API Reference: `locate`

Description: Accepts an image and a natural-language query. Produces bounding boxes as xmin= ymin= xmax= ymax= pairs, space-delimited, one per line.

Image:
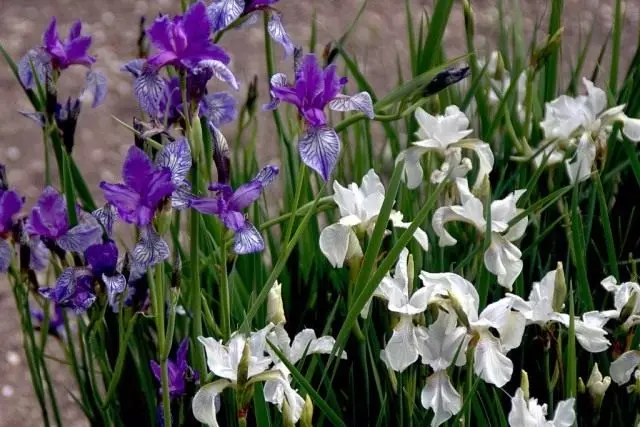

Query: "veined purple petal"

xmin=29 ymin=237 xmax=50 ymax=271
xmin=92 ymin=204 xmax=116 ymax=236
xmin=298 ymin=127 xmax=341 ymax=181
xmin=253 ymin=165 xmax=279 ymax=187
xmin=155 ymin=139 xmax=192 ymax=184
xmin=146 ymin=168 xmax=175 ymax=208
xmin=267 ymin=12 xmax=294 ymax=57
xmin=103 ymin=273 xmax=127 ymax=311
xmin=228 ymin=181 xmax=262 ymax=211
xmin=57 ymin=222 xmax=103 ymax=253
xmin=207 ymin=0 xmax=245 ymax=32
xmin=202 ymin=92 xmax=237 ymax=127
xmin=134 ymin=71 xmax=167 ymax=116
xmin=40 ymin=268 xmax=96 ymax=313
xmin=18 ymin=49 xmax=51 ymax=89
xmin=81 ymin=70 xmax=108 ymax=108
xmin=211 ymin=124 xmax=231 ymax=184
xmin=132 ymin=226 xmax=170 ymax=269
xmin=233 ymin=223 xmax=264 ymax=254
xmin=172 ymin=184 xmax=193 ymax=210
xmin=0 ymin=239 xmax=12 ymax=273
xmin=219 ymin=210 xmax=246 ymax=231
xmin=328 ymin=92 xmax=375 ymax=119
xmin=196 ymin=60 xmax=239 ymax=91
xmin=189 ymin=197 xmax=226 ymax=216
xmin=263 ymin=72 xmax=289 ymax=110
xmin=121 ymin=59 xmax=145 ymax=78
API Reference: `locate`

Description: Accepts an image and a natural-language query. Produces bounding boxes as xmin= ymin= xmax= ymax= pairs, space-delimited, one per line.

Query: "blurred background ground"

xmin=0 ymin=0 xmax=637 ymax=425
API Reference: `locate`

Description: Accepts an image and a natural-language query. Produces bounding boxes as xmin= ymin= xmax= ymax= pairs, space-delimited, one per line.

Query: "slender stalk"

xmin=544 ymin=334 xmax=554 ymax=415
xmin=150 ymin=265 xmax=171 ymax=427
xmin=219 ymin=233 xmax=231 ymax=340
xmin=190 ymin=162 xmax=206 ymax=379
xmin=284 ymin=164 xmax=308 ymax=246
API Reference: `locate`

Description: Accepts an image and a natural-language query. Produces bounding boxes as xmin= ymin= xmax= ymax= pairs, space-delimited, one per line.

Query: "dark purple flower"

xmin=85 ymin=240 xmax=127 ymax=311
xmin=32 ymin=305 xmax=65 ymax=338
xmin=207 ymin=0 xmax=293 ymax=56
xmin=26 ymin=187 xmax=102 ymax=253
xmin=265 ymin=54 xmax=374 ymax=180
xmin=0 ymin=188 xmax=23 ymax=235
xmin=146 ymin=1 xmax=230 ymax=72
xmin=99 ymin=147 xmax=175 ymax=226
xmin=190 ymin=165 xmax=278 ymax=254
xmin=41 ymin=18 xmax=96 ymax=70
xmin=39 ymin=268 xmax=97 ymax=314
xmin=150 ymin=339 xmax=196 ymax=398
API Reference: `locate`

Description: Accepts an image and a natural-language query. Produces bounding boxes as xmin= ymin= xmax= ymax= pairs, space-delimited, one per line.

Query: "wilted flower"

xmin=193 ymin=326 xmax=305 ymax=426
xmin=150 ymin=339 xmax=198 ymax=398
xmin=397 ymin=106 xmax=493 ymax=189
xmin=191 ymin=165 xmax=278 ymax=254
xmin=26 ymin=186 xmax=102 ymax=254
xmin=0 ymin=187 xmax=23 ymax=272
xmin=208 ymin=0 xmax=294 ymax=57
xmin=539 ymin=78 xmax=640 ymax=182
xmin=39 ymin=268 xmax=97 ymax=314
xmin=508 ymin=387 xmax=576 ymax=427
xmin=432 ymin=177 xmax=527 ymax=289
xmin=319 ymin=169 xmax=429 ymax=269
xmin=506 ymin=267 xmax=616 ymax=353
xmin=265 ymin=54 xmax=374 ymax=180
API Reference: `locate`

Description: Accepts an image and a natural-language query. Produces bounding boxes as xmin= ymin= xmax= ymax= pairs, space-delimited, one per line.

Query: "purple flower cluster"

xmin=0 ymin=187 xmax=24 ymax=272
xmin=266 ymin=54 xmax=375 ymax=180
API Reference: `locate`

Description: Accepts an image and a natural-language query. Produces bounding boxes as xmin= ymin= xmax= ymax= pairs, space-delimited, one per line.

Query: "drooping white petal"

xmin=508 ymin=388 xmax=539 ymax=427
xmin=396 ymin=146 xmax=428 ymax=189
xmin=319 ymin=224 xmax=361 ymax=268
xmin=380 ymin=316 xmax=419 ymax=372
xmin=478 ymin=298 xmax=526 ymax=352
xmin=483 ymin=233 xmax=523 ymax=290
xmin=417 ymin=311 xmax=468 ymax=370
xmin=328 ymin=92 xmax=375 ymax=119
xmin=199 ymin=336 xmax=238 ymax=381
xmin=582 ymin=78 xmax=607 ymax=117
xmin=622 ymin=116 xmax=640 ymax=142
xmin=552 ymin=398 xmax=577 ymax=427
xmin=554 ymin=312 xmax=612 ymax=353
xmin=565 ymin=134 xmax=596 ymax=183
xmin=432 ymin=202 xmax=485 ymax=246
xmin=420 ymin=370 xmax=462 ymax=427
xmin=419 ymin=271 xmax=480 ymax=322
xmin=473 ymin=330 xmax=513 ymax=387
xmin=389 ymin=211 xmax=430 ymax=252
xmin=192 ymin=379 xmax=232 ymax=427
xmin=454 ymin=140 xmax=494 ymax=187
xmin=540 ymin=95 xmax=590 ymax=139
xmin=610 ymin=350 xmax=640 ymax=385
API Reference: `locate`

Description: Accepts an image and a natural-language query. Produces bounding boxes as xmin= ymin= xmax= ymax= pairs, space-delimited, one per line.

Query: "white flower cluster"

xmin=193 ymin=283 xmax=344 ymax=427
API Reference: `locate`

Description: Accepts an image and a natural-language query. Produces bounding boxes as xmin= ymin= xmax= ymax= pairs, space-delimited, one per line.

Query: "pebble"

xmin=6 ymin=351 xmax=20 ymax=366
xmin=1 ymin=385 xmax=14 ymax=398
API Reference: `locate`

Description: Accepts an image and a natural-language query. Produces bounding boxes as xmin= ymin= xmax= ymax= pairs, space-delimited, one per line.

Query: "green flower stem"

xmin=220 ymin=232 xmax=231 ymax=340
xmin=284 ymin=164 xmax=308 ymax=246
xmin=544 ymin=335 xmax=554 ymax=415
xmin=149 ymin=264 xmax=171 ymax=427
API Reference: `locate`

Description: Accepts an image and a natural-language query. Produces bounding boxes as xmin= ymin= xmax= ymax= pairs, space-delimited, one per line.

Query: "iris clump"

xmin=3 ymin=2 xmax=640 ymax=427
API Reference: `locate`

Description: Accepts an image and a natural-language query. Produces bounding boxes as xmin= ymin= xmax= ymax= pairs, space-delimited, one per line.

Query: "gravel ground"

xmin=0 ymin=0 xmax=638 ymax=425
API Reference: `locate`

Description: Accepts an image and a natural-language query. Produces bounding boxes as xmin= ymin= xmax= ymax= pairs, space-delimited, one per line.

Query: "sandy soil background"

xmin=0 ymin=0 xmax=638 ymax=425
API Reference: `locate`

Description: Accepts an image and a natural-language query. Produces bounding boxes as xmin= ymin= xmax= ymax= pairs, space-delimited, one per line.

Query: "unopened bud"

xmin=578 ymin=377 xmax=586 ymax=394
xmin=267 ymin=281 xmax=286 ymax=325
xmin=490 ymin=51 xmax=506 ymax=81
xmin=282 ymin=400 xmax=296 ymax=427
xmin=237 ymin=341 xmax=251 ymax=388
xmin=552 ymin=262 xmax=567 ymax=312
xmin=448 ymin=291 xmax=471 ymax=329
xmin=407 ymin=254 xmax=415 ymax=295
xmin=586 ymin=363 xmax=611 ymax=410
xmin=473 ymin=175 xmax=491 ymax=202
xmin=300 ymin=394 xmax=314 ymax=427
xmin=621 ymin=292 xmax=639 ymax=323
xmin=520 ymin=370 xmax=530 ymax=401
xmin=531 ymin=28 xmax=563 ymax=71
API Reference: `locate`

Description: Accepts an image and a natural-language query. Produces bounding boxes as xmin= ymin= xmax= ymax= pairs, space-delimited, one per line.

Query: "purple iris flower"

xmin=41 ymin=18 xmax=96 ymax=70
xmin=146 ymin=1 xmax=230 ymax=72
xmin=190 ymin=165 xmax=279 ymax=254
xmin=208 ymin=0 xmax=294 ymax=57
xmin=150 ymin=339 xmax=197 ymax=398
xmin=39 ymin=268 xmax=97 ymax=314
xmin=99 ymin=146 xmax=176 ymax=226
xmin=265 ymin=54 xmax=374 ymax=180
xmin=32 ymin=305 xmax=66 ymax=339
xmin=0 ymin=188 xmax=23 ymax=272
xmin=26 ymin=186 xmax=102 ymax=254
xmin=85 ymin=240 xmax=127 ymax=310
